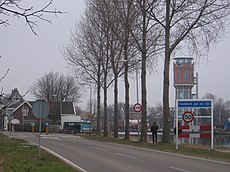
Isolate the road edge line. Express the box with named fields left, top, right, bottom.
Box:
left=41, top=146, right=87, bottom=172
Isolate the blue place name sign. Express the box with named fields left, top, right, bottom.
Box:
left=178, top=100, right=212, bottom=108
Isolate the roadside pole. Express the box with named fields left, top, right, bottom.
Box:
left=32, top=100, right=49, bottom=159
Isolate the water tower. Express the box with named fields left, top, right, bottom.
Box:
left=173, top=57, right=195, bottom=100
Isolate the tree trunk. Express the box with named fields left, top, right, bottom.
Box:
left=140, top=0, right=147, bottom=143
left=124, top=60, right=130, bottom=140
left=162, top=0, right=171, bottom=143
left=124, top=19, right=130, bottom=140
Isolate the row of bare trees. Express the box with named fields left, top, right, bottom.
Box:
left=63, top=0, right=230, bottom=143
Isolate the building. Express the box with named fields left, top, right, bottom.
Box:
left=173, top=57, right=195, bottom=100
left=0, top=88, right=77, bottom=132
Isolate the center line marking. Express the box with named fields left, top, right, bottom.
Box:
left=116, top=153, right=136, bottom=159
left=116, top=153, right=151, bottom=164
left=170, top=166, right=192, bottom=172
left=88, top=146, right=108, bottom=152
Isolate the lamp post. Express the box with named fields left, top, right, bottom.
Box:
left=89, top=85, right=92, bottom=116
left=136, top=68, right=140, bottom=142
left=79, top=83, right=92, bottom=117
left=60, top=95, right=62, bottom=117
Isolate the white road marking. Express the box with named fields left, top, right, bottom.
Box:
left=31, top=141, right=87, bottom=172
left=170, top=166, right=192, bottom=172
left=88, top=146, right=108, bottom=152
left=42, top=146, right=87, bottom=172
left=115, top=153, right=152, bottom=164
left=116, top=153, right=135, bottom=159
left=40, top=135, right=62, bottom=140
left=109, top=142, right=230, bottom=165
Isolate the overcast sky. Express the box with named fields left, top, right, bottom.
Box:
left=1, top=1, right=230, bottom=110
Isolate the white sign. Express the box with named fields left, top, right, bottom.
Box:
left=176, top=99, right=213, bottom=150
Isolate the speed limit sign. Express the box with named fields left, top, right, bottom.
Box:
left=133, top=103, right=142, bottom=112
left=182, top=111, right=194, bottom=123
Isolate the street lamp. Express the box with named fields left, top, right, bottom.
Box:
left=79, top=83, right=92, bottom=117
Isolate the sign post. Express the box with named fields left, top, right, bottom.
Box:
left=45, top=122, right=49, bottom=135
left=133, top=103, right=142, bottom=142
left=176, top=99, right=213, bottom=150
left=31, top=122, right=35, bottom=134
left=32, top=100, right=49, bottom=159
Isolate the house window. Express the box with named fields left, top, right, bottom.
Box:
left=177, top=72, right=180, bottom=81
left=22, top=107, right=29, bottom=117
left=184, top=72, right=190, bottom=80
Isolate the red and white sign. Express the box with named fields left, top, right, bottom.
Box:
left=182, top=111, right=194, bottom=123
left=178, top=133, right=211, bottom=138
left=178, top=125, right=211, bottom=138
left=133, top=103, right=142, bottom=112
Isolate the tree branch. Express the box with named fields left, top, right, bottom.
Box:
left=0, top=0, right=64, bottom=35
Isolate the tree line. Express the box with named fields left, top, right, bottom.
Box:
left=62, top=0, right=230, bottom=143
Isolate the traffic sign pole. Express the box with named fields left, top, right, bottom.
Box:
left=38, top=100, right=42, bottom=159
left=133, top=102, right=142, bottom=143
left=32, top=100, right=49, bottom=159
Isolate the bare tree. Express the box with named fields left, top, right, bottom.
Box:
left=111, top=0, right=140, bottom=140
left=102, top=0, right=139, bottom=139
left=109, top=0, right=161, bottom=142
left=148, top=0, right=230, bottom=142
left=63, top=1, right=103, bottom=134
left=0, top=0, right=63, bottom=35
left=131, top=0, right=161, bottom=143
left=63, top=0, right=115, bottom=136
left=95, top=0, right=117, bottom=137
left=64, top=0, right=160, bottom=140
left=30, top=72, right=81, bottom=103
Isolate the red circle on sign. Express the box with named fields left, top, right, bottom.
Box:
left=182, top=111, right=194, bottom=123
left=133, top=103, right=142, bottom=112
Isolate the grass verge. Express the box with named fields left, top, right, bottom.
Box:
left=0, top=133, right=76, bottom=172
left=81, top=134, right=230, bottom=163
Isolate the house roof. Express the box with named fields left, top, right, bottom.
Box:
left=12, top=101, right=32, bottom=112
left=0, top=88, right=24, bottom=110
left=2, top=99, right=75, bottom=116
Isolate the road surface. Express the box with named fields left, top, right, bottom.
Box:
left=5, top=132, right=230, bottom=172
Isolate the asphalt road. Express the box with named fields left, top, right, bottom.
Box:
left=6, top=132, right=230, bottom=172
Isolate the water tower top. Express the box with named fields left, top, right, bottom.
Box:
left=174, top=56, right=194, bottom=66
